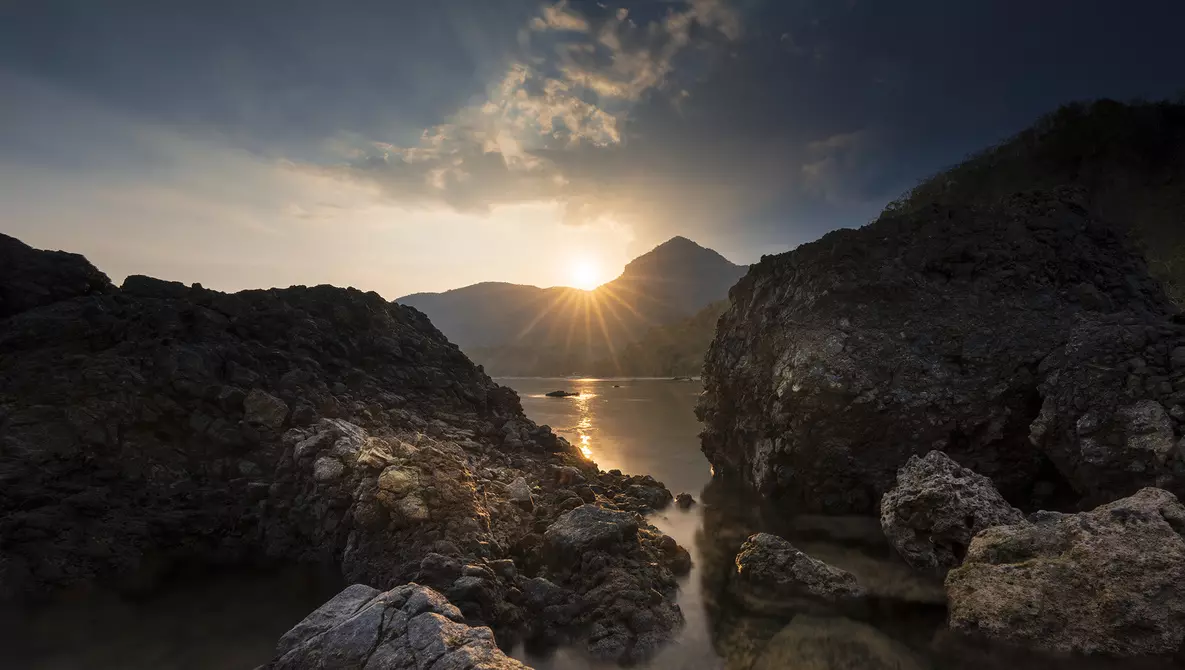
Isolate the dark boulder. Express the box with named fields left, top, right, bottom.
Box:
left=732, top=533, right=865, bottom=616
left=699, top=189, right=1175, bottom=513
left=880, top=451, right=1024, bottom=575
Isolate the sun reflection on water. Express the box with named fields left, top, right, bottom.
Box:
left=574, top=390, right=595, bottom=461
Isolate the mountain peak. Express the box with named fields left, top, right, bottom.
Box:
left=621, top=236, right=738, bottom=279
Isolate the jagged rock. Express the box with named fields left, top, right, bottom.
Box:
left=265, top=583, right=528, bottom=669
left=946, top=488, right=1185, bottom=656
left=698, top=189, right=1175, bottom=513
left=0, top=232, right=113, bottom=319
left=543, top=505, right=638, bottom=563
left=0, top=235, right=686, bottom=658
left=752, top=616, right=927, bottom=670
left=1030, top=319, right=1185, bottom=503
left=675, top=492, right=696, bottom=509
left=732, top=533, right=865, bottom=616
left=880, top=451, right=1024, bottom=574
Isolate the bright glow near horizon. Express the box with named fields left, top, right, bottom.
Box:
left=569, top=255, right=604, bottom=290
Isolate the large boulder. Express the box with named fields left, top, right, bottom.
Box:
left=732, top=533, right=865, bottom=615
left=0, top=232, right=112, bottom=318
left=698, top=189, right=1174, bottom=513
left=265, top=583, right=528, bottom=669
left=946, top=488, right=1185, bottom=657
left=880, top=451, right=1024, bottom=574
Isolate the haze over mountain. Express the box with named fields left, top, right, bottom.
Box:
left=398, top=237, right=745, bottom=376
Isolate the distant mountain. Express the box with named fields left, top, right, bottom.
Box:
left=397, top=237, right=746, bottom=376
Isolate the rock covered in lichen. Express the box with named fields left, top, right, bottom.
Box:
left=946, top=487, right=1185, bottom=657
left=880, top=451, right=1024, bottom=574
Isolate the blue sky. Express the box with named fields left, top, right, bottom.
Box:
left=2, top=0, right=1184, bottom=296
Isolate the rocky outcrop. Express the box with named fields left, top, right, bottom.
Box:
left=880, top=451, right=1024, bottom=574
left=0, top=236, right=684, bottom=661
left=946, top=488, right=1185, bottom=657
left=0, top=233, right=113, bottom=319
left=266, top=583, right=527, bottom=669
left=699, top=188, right=1176, bottom=513
left=732, top=533, right=864, bottom=616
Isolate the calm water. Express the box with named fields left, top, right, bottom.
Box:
left=502, top=377, right=722, bottom=669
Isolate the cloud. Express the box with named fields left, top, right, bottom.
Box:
left=332, top=0, right=742, bottom=219
left=530, top=0, right=590, bottom=32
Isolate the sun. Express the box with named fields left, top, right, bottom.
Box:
left=569, top=256, right=602, bottom=290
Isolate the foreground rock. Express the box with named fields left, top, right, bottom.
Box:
left=0, top=234, right=683, bottom=660
left=698, top=189, right=1176, bottom=513
left=946, top=488, right=1185, bottom=657
left=880, top=451, right=1024, bottom=574
left=732, top=533, right=864, bottom=616
left=266, top=583, right=527, bottom=669
left=752, top=616, right=927, bottom=670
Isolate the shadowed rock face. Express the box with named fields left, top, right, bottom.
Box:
left=0, top=233, right=113, bottom=318
left=0, top=235, right=686, bottom=663
left=880, top=451, right=1024, bottom=575
left=946, top=487, right=1185, bottom=657
left=1031, top=319, right=1185, bottom=505
left=699, top=188, right=1176, bottom=514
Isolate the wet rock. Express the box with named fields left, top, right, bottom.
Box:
left=752, top=616, right=927, bottom=670
left=946, top=488, right=1185, bottom=656
left=544, top=505, right=639, bottom=563
left=698, top=189, right=1175, bottom=513
left=545, top=390, right=578, bottom=398
left=675, top=492, right=696, bottom=509
left=880, top=451, right=1024, bottom=574
left=733, top=533, right=865, bottom=616
left=265, top=583, right=528, bottom=669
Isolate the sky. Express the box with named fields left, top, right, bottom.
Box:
left=2, top=0, right=1184, bottom=297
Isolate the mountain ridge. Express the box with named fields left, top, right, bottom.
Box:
left=397, top=236, right=746, bottom=376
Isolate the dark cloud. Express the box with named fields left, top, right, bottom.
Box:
left=3, top=0, right=1185, bottom=259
